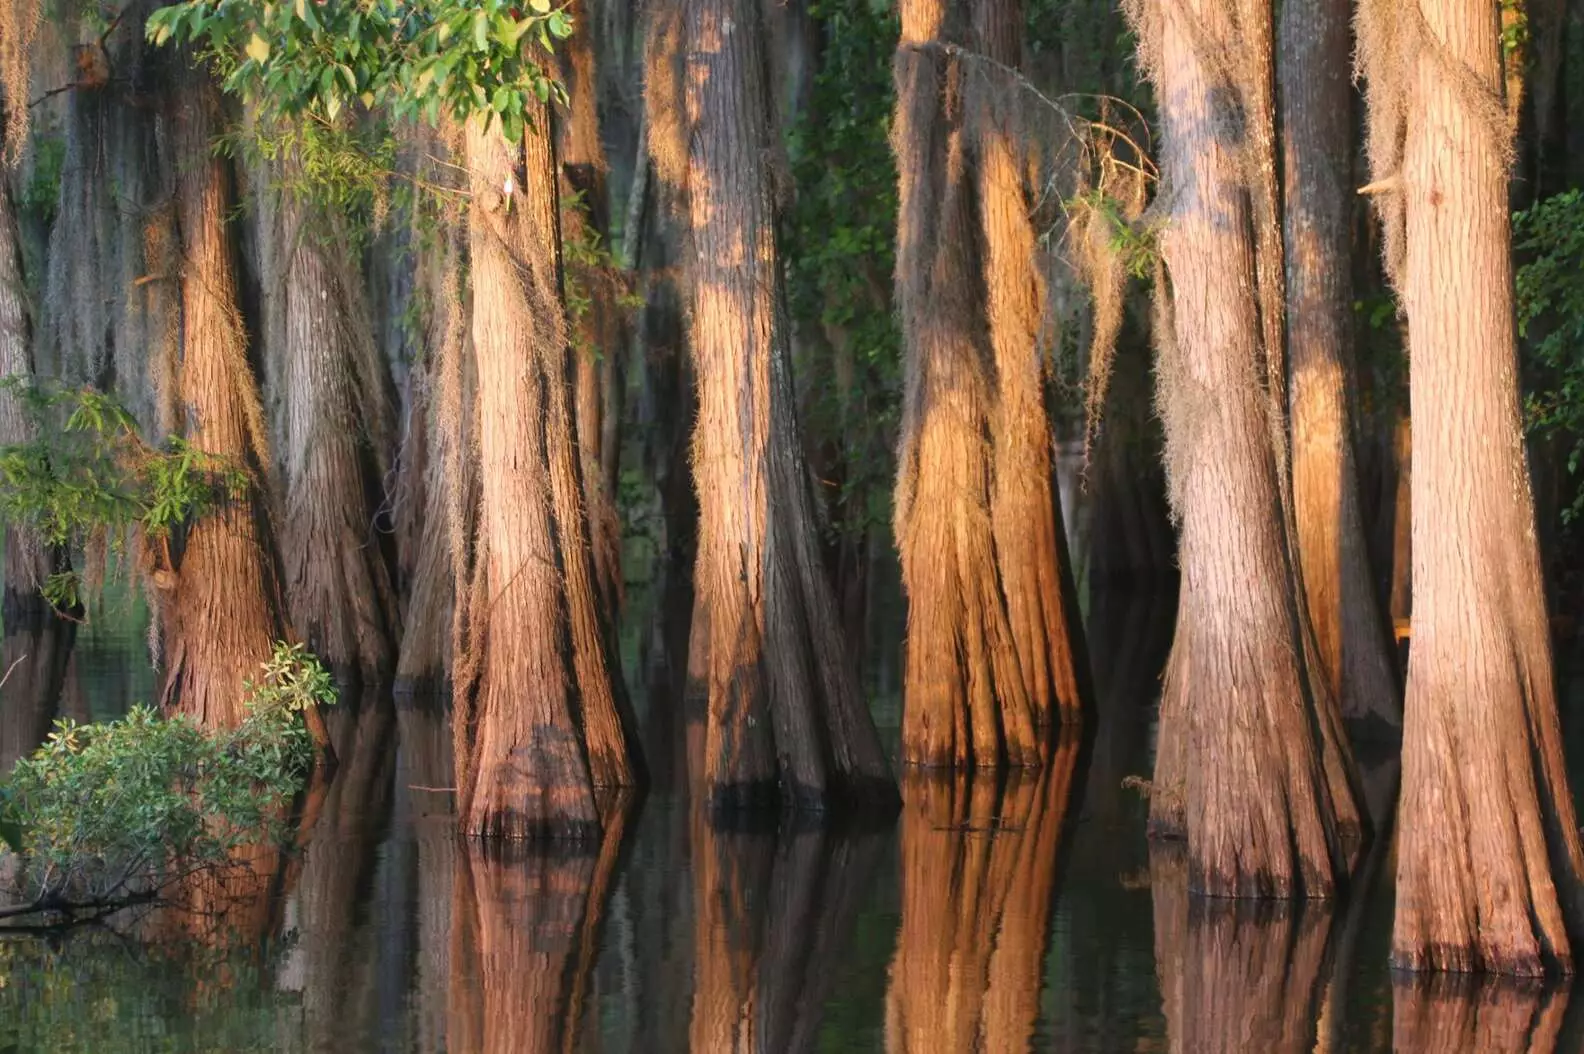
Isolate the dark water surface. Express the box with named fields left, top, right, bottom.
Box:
left=0, top=590, right=1578, bottom=1053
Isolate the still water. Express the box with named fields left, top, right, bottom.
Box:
left=0, top=590, right=1575, bottom=1053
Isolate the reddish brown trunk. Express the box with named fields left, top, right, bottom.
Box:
left=1127, top=0, right=1356, bottom=895
left=1280, top=0, right=1401, bottom=738
left=159, top=65, right=285, bottom=728
left=1360, top=0, right=1584, bottom=975
left=656, top=0, right=892, bottom=812
left=891, top=0, right=1088, bottom=773
left=455, top=111, right=641, bottom=840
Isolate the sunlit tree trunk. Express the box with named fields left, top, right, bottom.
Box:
left=454, top=111, right=641, bottom=840
left=650, top=0, right=893, bottom=812
left=891, top=0, right=1088, bottom=771
left=1126, top=0, right=1356, bottom=896
left=158, top=63, right=285, bottom=728
left=1279, top=0, right=1400, bottom=738
left=1359, top=0, right=1584, bottom=974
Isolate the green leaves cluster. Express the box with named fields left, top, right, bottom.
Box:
left=0, top=643, right=334, bottom=921
left=784, top=0, right=902, bottom=541
left=1517, top=189, right=1584, bottom=523
left=0, top=381, right=249, bottom=612
left=147, top=0, right=574, bottom=142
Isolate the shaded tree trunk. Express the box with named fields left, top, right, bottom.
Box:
left=275, top=194, right=400, bottom=683
left=1127, top=0, right=1357, bottom=896
left=0, top=155, right=49, bottom=618
left=890, top=0, right=1089, bottom=771
left=1359, top=0, right=1584, bottom=975
left=1279, top=0, right=1401, bottom=738
left=453, top=111, right=641, bottom=840
left=558, top=0, right=626, bottom=617
left=158, top=63, right=285, bottom=728
left=648, top=0, right=893, bottom=813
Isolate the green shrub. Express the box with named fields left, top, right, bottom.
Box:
left=0, top=643, right=334, bottom=924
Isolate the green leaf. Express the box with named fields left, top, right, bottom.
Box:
left=245, top=32, right=271, bottom=64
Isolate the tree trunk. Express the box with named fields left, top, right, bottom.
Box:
left=657, top=0, right=893, bottom=813
left=159, top=64, right=285, bottom=728
left=0, top=156, right=49, bottom=618
left=1359, top=0, right=1584, bottom=975
left=891, top=0, right=1089, bottom=772
left=1279, top=0, right=1401, bottom=739
left=277, top=195, right=400, bottom=683
left=396, top=216, right=469, bottom=698
left=558, top=0, right=626, bottom=617
left=1127, top=0, right=1356, bottom=896
left=455, top=112, right=641, bottom=840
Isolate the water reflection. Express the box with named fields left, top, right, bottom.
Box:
left=1151, top=845, right=1333, bottom=1053
left=446, top=796, right=632, bottom=1053
left=886, top=736, right=1080, bottom=1052
left=1392, top=976, right=1578, bottom=1053
left=689, top=816, right=886, bottom=1052
left=20, top=589, right=1584, bottom=1051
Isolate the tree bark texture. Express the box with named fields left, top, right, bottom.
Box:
left=884, top=735, right=1080, bottom=1052
left=277, top=196, right=400, bottom=682
left=891, top=0, right=1089, bottom=772
left=1127, top=0, right=1357, bottom=897
left=454, top=113, right=641, bottom=841
left=656, top=0, right=893, bottom=813
left=159, top=64, right=285, bottom=729
left=1359, top=0, right=1584, bottom=975
left=1279, top=0, right=1401, bottom=737
left=0, top=159, right=49, bottom=617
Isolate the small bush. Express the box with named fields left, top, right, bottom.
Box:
left=0, top=643, right=334, bottom=924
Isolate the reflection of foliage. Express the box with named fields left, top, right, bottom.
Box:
left=784, top=0, right=900, bottom=542
left=1516, top=190, right=1584, bottom=523
left=0, top=643, right=333, bottom=926
left=0, top=936, right=299, bottom=1050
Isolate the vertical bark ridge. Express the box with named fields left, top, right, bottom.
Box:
left=455, top=108, right=640, bottom=841
left=891, top=0, right=1090, bottom=773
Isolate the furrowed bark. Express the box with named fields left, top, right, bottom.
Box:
left=1359, top=0, right=1584, bottom=976
left=159, top=62, right=285, bottom=729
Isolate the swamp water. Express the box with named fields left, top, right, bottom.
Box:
left=0, top=590, right=1575, bottom=1053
